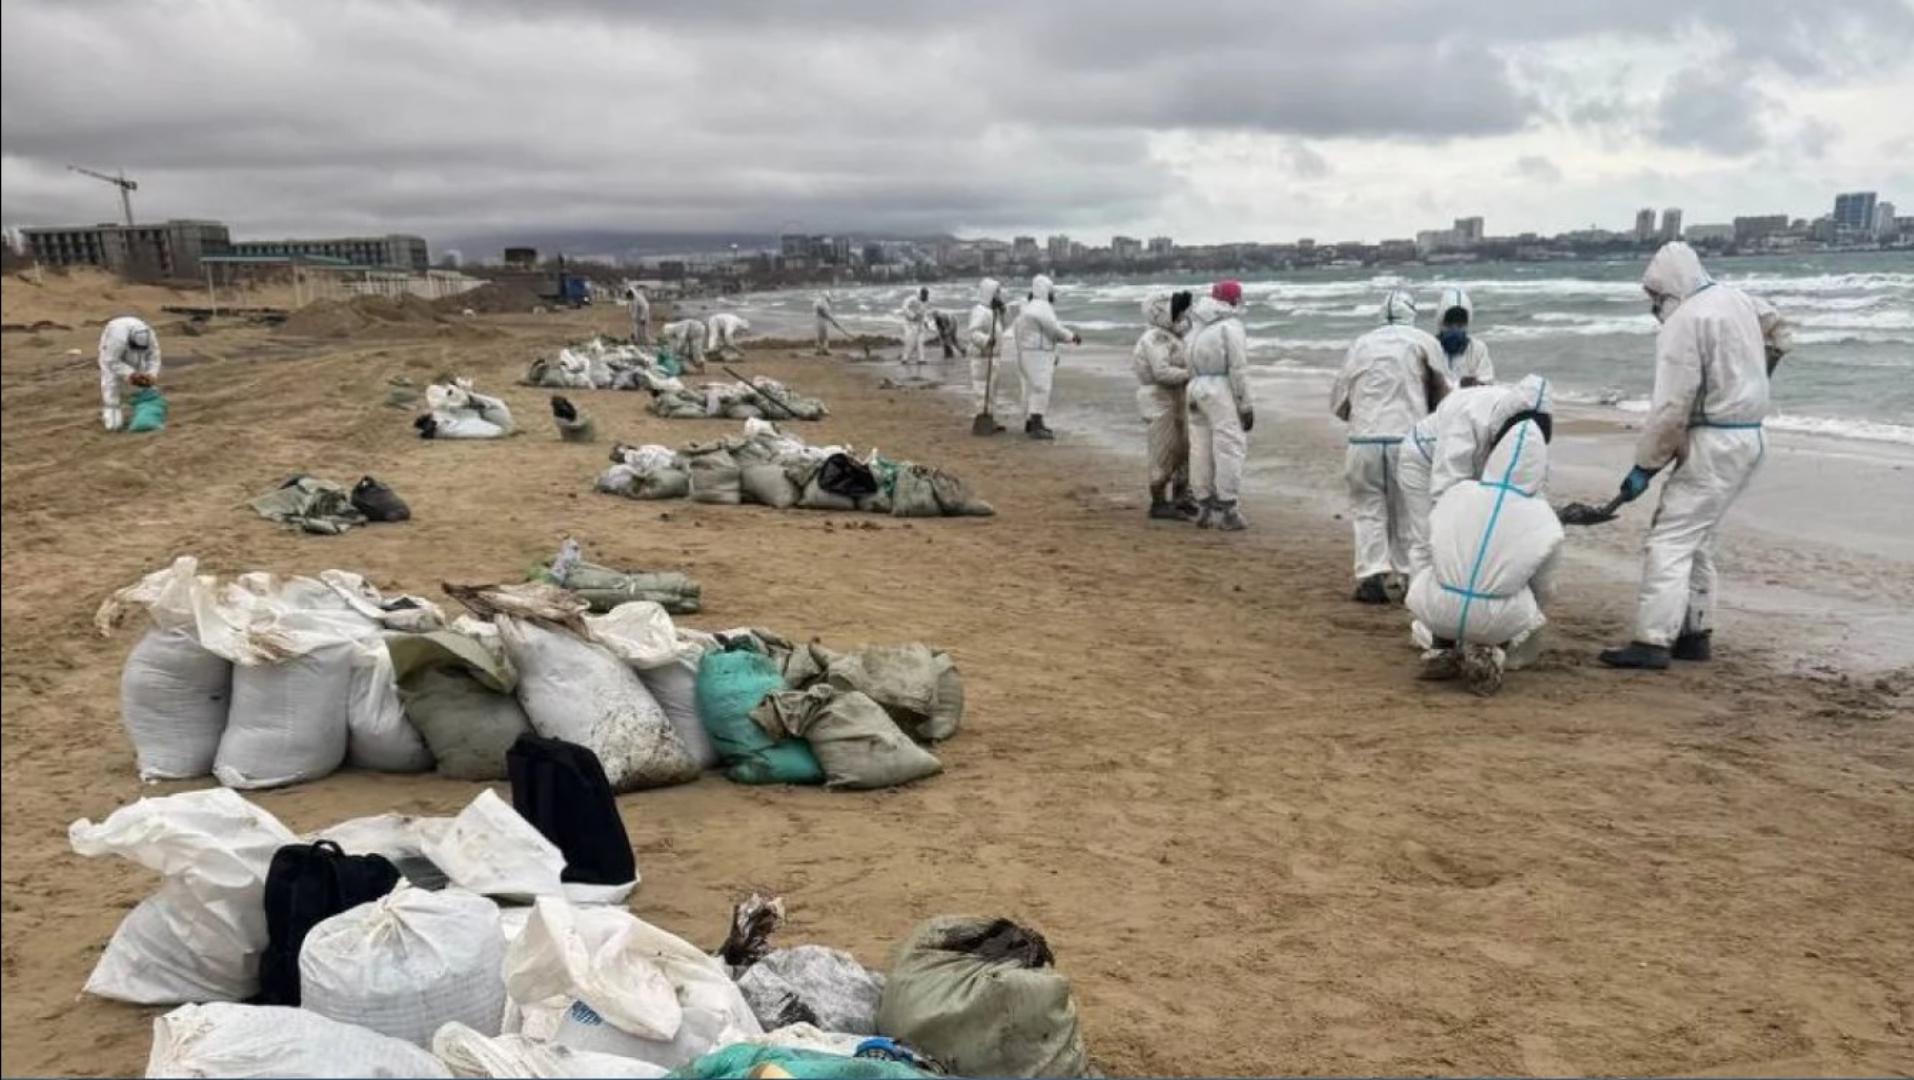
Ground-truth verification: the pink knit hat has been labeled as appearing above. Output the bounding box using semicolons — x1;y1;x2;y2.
1211;280;1243;306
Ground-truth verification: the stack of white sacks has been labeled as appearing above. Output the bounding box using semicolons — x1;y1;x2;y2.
75;786;883;1078
100;557;720;793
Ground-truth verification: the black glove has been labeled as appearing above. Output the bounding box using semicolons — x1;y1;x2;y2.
1239;407;1255;433
550;395;578;422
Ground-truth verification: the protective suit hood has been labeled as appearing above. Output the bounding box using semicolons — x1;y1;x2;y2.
1030;274;1054;298
1643;241;1711;301
1143;294;1177;332
1188;295;1240;329
1437;287;1473;323
1382;290;1418;325
977;277;1004;305
1513;373;1550;414
1482;418;1550;497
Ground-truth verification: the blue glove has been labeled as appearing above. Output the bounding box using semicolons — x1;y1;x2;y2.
1618;465;1660;502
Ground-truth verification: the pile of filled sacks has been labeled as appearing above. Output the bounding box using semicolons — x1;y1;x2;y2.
103;559;963;794
75;782;1090;1078
416;377;516;439
524;337;683;392
597;420;993;518
650;375;829;422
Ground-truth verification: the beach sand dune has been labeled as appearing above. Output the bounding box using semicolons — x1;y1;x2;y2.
3;291;1910;1077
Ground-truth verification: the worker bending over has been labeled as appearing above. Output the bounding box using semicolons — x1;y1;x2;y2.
661;318;707;372
1398;373;1552;581
706;313;749;360
98;315;161;431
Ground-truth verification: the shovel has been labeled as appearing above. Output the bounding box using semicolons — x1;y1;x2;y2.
825;313;871;362
723;364;796;420
972;308;1003;436
1555;493;1626;526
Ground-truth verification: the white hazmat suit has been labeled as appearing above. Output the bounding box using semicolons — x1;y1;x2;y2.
1399;374;1553;579
813;295;834;355
1433;286;1494;386
1183;295;1251;523
661;318;707;372
1406;418;1563;690
1132;294;1193;511
1622;242;1788;652
1332;291;1451;585
706;313;749;359
898;293;929;367
626;287;652;346
98;316;161;431
1011;274;1076;433
967;278;1009;418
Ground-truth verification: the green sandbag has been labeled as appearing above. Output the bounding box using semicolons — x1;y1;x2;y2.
877;916;1090;1079
670;1045;930;1080
752;685;941;790
400;667;530;780
127;387;169;433
695;647;824;786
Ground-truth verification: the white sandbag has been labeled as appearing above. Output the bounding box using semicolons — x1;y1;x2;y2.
737;946;885;1035
744;1024;869;1056
346;637;434;772
584;602;682;668
301;886;508;1047
637;655;717;771
69;788;297;1004
504;898;760;1071
496;616;700;792
419;788;565;901
215;644;353;789
433;1023;668;1079
122;627;233;781
146;1003;450;1078
434;414;507;440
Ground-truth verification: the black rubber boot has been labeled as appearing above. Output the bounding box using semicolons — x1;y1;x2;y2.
1352;574;1389;604
1598;642;1672;670
1028;415;1056;440
1672;631;1713;661
1195;498;1216;529
1148;498;1183;521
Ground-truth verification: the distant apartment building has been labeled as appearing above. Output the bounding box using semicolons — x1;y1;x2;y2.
1452;217;1484;245
503;247;538;268
1732;215;1789;245
1416;228;1461;255
1833;192;1877;233
1660;208;1683;241
1873;202;1897;238
1683;223;1735;244
1147;236;1173;256
1111;235;1143;259
1012;235;1040;258
1046;234;1072;262
22;219;231;278
1634;208;1656;242
231;233;428;270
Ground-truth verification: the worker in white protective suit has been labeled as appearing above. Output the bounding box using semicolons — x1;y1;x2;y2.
661;318;707;372
1599;242;1792;670
1331;289;1451;602
967;277;1011;432
1011;274;1081;439
898;287;931;370
1406;417;1563;696
98;315;161;431
706;313;749;360
625;285;652;346
1433;286;1494;387
1132;291;1199;520
1399;373;1553;581
813;294;836;355
1183;281;1253;530
932;310;963;359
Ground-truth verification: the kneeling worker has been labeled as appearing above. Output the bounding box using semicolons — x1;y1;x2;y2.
99;315;161;431
1406;416;1563;696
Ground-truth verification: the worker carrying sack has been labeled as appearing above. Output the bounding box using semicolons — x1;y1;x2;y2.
507;733;638;893
877;916;1090;1079
257;839;402;1006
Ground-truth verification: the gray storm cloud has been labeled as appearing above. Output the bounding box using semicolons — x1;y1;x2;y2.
3;0;1910;247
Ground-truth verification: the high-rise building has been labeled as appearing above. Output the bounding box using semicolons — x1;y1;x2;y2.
1660;208;1683;242
1834;192;1877;233
1683;223;1734;244
1732;215;1789;245
1147;236;1173;256
23;219;232;278
1046;234;1071;262
1453;217;1484;245
1874;202;1897;238
1012;236;1039;258
1111;235;1143;258
1634;208;1657;242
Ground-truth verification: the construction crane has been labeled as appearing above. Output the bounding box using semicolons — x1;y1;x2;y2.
67;165;138;226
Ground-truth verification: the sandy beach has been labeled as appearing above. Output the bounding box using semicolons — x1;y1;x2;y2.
3;276;1912;1076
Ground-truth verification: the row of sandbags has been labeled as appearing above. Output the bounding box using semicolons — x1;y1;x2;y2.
597;421;993;518
80;787;1085;1077
416;378;517;439
525;337;686;392
650;376;829;422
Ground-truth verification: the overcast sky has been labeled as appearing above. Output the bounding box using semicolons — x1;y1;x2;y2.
4;0;1912;251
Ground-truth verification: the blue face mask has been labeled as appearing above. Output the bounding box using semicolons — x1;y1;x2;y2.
1437;327;1470;357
